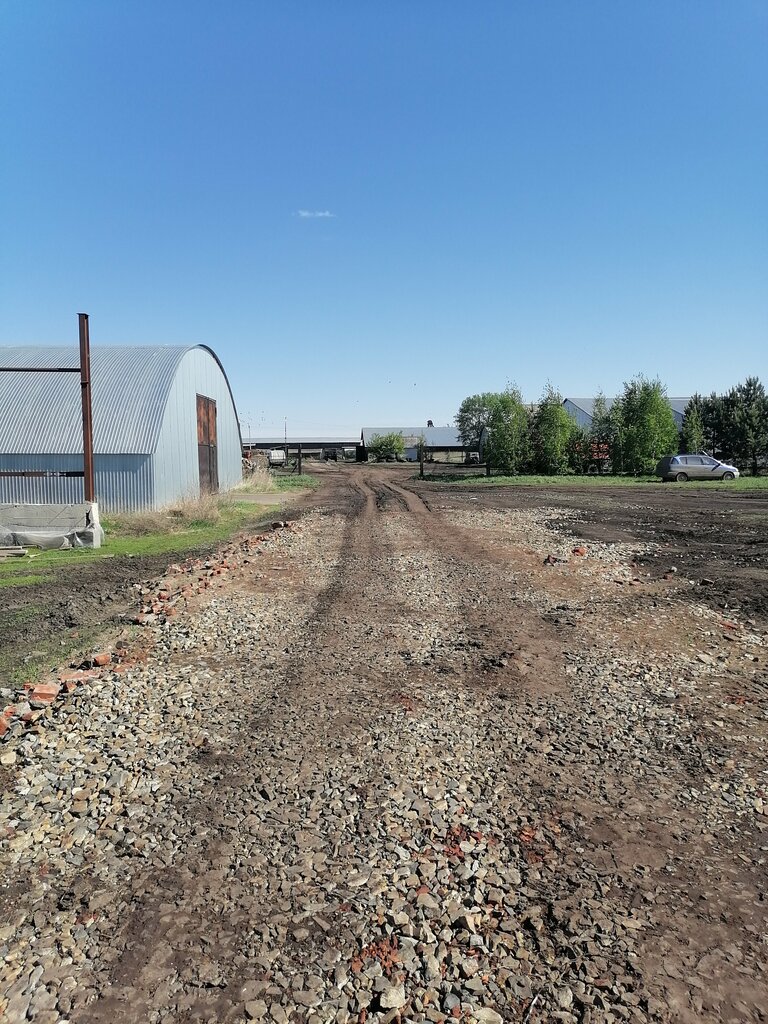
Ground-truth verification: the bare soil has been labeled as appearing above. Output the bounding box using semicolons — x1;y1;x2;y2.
416;475;768;626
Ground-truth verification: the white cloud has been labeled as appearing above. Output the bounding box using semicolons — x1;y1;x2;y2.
296;209;336;219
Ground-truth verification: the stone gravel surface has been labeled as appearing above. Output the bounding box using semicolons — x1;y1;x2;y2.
1;467;766;1024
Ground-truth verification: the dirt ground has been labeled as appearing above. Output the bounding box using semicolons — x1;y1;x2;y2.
436;477;768;625
1;465;766;1024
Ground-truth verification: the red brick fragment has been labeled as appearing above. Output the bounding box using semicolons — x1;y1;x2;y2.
92;653;111;667
58;669;98;683
30;684;60;704
572;546;587;556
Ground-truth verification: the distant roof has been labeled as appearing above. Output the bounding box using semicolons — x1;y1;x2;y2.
0;345;231;455
361;426;463;447
668;398;692;416
564;396;691;417
563;397;603;417
243;436;359;446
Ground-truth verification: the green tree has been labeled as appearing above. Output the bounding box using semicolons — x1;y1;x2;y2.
730;377;768;476
681;399;705;454
367;432;405;462
532;384;574;474
616;376;679;474
588;391;614;473
607;399;626;474
566;424;591;474
701;392;728;459
455;393;500;448
483;387;530;475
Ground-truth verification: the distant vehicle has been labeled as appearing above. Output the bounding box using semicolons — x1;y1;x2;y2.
656;454;739;482
268;448;286;467
466;452;480;465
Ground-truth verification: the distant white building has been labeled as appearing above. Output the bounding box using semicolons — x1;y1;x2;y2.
360;426;466;461
563;397;690;430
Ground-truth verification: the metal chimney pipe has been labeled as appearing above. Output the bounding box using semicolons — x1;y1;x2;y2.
78;313;96;503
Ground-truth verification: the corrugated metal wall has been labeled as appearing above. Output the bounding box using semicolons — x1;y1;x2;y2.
0;454;153;510
0;346;186;454
152;348;242;506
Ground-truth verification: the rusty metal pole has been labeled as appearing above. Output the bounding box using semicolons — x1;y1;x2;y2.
78;313;96;503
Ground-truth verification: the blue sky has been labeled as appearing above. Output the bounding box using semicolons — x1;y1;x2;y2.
1;1;766;435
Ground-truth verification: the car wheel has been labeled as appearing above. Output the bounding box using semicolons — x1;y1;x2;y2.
675;472;688;482
722;471;735;480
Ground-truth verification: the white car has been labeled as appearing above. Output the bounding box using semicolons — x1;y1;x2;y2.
656;454;739;482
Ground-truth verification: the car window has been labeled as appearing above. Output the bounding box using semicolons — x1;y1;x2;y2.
702;457;717;466
688;456;703;465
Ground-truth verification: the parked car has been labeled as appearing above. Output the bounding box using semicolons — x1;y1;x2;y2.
655;454;739;482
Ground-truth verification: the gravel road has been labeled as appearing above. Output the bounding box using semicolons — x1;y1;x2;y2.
2;466;766;1024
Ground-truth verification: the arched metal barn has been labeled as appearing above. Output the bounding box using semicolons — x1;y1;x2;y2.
0;345;242;511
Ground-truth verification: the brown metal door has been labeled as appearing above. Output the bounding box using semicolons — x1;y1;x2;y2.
196;395;219;494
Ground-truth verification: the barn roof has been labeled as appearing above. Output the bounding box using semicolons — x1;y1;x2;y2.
564;396;691;418
0;345;229;455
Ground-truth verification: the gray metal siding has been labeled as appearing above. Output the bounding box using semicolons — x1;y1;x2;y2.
152;347;242;505
0;454;153;512
0;346;189;454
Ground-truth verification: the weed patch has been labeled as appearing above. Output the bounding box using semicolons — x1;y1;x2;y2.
270;473;319;491
0;574;51;589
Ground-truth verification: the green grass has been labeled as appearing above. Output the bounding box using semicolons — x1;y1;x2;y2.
269;472;320;491
704;476;768;489
421;473;657;486
0;501;272;581
420;472;768;489
0;573;52;588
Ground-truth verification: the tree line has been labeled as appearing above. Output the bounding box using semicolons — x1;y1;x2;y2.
455;376;768;476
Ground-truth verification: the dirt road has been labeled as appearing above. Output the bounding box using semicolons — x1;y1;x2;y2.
2;467;766;1023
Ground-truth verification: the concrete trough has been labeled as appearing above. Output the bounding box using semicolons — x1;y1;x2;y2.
0;501;104;549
